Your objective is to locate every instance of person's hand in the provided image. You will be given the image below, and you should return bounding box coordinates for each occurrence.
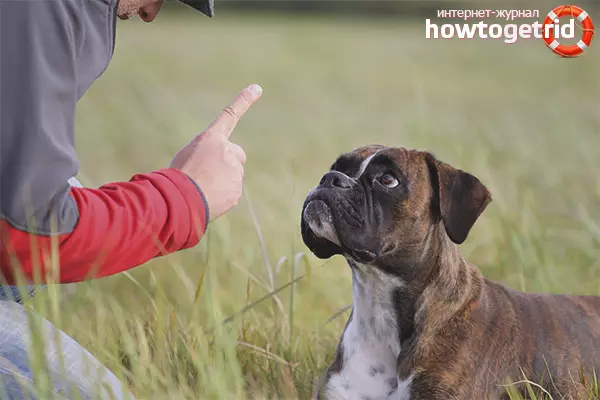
[170,84,263,222]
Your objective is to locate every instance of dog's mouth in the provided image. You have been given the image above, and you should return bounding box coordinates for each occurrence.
[303,199,341,247]
[302,197,378,263]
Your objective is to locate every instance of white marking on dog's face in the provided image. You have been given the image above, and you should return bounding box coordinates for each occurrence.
[322,262,412,400]
[329,150,380,184]
[304,199,341,246]
[353,151,380,180]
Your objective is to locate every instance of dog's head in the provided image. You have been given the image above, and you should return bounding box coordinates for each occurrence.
[301,145,492,267]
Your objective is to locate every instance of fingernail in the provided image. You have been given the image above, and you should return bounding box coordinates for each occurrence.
[249,84,263,99]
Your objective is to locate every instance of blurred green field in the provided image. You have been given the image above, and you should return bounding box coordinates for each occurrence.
[26,10,600,399]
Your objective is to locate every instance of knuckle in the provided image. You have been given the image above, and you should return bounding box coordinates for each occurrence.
[222,105,238,119]
[232,144,247,162]
[226,146,239,160]
[218,136,229,148]
[203,129,221,143]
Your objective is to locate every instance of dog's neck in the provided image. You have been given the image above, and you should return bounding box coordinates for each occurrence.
[411,224,484,341]
[322,226,483,399]
[347,260,406,346]
[329,260,406,399]
[346,222,483,354]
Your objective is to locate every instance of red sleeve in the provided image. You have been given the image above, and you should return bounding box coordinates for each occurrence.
[0,168,208,284]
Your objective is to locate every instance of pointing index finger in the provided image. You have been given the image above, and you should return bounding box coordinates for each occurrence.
[208,84,263,138]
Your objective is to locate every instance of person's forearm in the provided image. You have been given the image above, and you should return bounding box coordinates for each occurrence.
[0,168,208,283]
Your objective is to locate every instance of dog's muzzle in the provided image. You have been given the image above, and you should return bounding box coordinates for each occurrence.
[303,171,358,247]
[303,199,341,246]
[302,171,380,263]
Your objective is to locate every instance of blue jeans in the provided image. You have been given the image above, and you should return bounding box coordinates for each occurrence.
[0,177,133,399]
[0,288,135,399]
[0,285,40,304]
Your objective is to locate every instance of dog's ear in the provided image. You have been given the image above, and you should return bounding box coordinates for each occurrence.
[425,153,492,245]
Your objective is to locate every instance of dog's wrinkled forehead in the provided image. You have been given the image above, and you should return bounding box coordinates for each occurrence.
[329,145,423,181]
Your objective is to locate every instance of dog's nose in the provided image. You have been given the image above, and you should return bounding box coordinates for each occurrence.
[319,171,354,189]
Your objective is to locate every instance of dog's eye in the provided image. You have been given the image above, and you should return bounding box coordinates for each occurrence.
[379,173,399,188]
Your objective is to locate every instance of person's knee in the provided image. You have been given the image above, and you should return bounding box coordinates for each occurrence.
[0,284,43,303]
[0,301,133,400]
[0,301,48,398]
[0,301,34,361]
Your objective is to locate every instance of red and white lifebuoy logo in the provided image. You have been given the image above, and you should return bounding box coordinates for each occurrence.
[543,5,595,57]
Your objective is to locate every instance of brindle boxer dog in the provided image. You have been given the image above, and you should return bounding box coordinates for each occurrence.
[301,145,600,400]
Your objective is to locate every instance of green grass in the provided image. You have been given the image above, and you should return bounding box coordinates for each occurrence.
[15,10,600,399]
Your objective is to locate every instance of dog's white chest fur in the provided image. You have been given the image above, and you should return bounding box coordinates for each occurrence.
[323,263,413,400]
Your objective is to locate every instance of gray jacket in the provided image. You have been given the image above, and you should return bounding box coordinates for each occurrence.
[0,0,119,235]
[0,0,210,286]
